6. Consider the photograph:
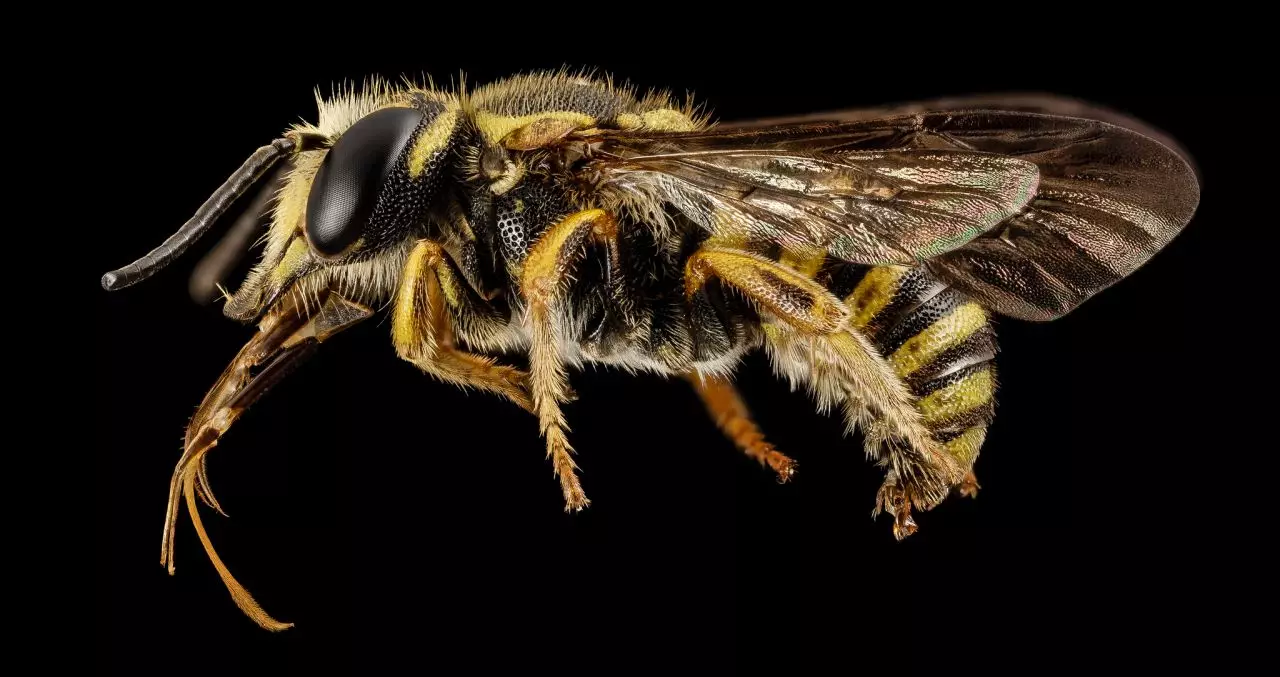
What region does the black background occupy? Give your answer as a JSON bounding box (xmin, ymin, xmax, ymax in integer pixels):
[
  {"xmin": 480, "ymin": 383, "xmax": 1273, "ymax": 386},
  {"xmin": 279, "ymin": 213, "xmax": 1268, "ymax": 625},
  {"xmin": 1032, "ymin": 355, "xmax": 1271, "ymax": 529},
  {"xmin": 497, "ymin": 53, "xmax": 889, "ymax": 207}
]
[{"xmin": 93, "ymin": 26, "xmax": 1248, "ymax": 673}]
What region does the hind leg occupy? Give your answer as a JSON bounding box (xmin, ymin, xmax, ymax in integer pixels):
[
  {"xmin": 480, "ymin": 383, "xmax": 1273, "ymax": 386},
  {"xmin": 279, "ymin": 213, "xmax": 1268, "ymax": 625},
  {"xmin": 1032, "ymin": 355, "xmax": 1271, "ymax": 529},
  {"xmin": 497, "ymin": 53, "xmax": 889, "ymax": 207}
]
[
  {"xmin": 764, "ymin": 327, "xmax": 935, "ymax": 540},
  {"xmin": 876, "ymin": 359, "xmax": 998, "ymax": 534},
  {"xmin": 685, "ymin": 247, "xmax": 963, "ymax": 532}
]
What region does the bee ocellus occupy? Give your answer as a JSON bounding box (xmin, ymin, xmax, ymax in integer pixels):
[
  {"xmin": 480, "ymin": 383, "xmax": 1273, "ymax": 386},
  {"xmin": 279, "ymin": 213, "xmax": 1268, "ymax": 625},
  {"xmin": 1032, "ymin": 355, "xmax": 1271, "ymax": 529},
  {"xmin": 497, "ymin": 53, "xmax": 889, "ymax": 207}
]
[{"xmin": 100, "ymin": 70, "xmax": 1201, "ymax": 630}]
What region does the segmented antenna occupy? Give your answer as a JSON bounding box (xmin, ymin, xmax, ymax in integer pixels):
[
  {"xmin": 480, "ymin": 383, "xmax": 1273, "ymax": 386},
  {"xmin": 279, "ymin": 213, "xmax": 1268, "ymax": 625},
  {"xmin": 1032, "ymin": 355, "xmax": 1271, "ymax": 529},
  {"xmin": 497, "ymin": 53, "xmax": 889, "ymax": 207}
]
[{"xmin": 100, "ymin": 132, "xmax": 326, "ymax": 291}]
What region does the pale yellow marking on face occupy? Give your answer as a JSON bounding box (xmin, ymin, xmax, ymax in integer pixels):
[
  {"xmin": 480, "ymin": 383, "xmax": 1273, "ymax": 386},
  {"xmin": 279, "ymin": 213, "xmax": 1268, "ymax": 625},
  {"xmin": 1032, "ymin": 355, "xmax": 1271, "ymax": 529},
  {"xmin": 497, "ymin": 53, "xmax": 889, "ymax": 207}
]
[
  {"xmin": 268, "ymin": 150, "xmax": 323, "ymax": 259},
  {"xmin": 474, "ymin": 111, "xmax": 596, "ymax": 145},
  {"xmin": 271, "ymin": 237, "xmax": 311, "ymax": 284}
]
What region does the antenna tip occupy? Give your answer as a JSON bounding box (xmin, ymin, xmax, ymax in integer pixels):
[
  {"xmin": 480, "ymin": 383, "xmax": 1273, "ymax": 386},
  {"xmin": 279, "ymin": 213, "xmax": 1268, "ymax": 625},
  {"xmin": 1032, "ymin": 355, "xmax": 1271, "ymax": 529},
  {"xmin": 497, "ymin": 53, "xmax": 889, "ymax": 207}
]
[{"xmin": 101, "ymin": 271, "xmax": 122, "ymax": 290}]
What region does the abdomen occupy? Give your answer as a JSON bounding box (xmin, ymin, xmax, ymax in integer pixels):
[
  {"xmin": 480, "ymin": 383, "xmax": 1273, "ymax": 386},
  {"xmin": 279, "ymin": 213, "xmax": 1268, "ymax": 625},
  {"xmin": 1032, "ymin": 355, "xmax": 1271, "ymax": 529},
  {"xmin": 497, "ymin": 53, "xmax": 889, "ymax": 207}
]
[{"xmin": 818, "ymin": 261, "xmax": 999, "ymax": 472}]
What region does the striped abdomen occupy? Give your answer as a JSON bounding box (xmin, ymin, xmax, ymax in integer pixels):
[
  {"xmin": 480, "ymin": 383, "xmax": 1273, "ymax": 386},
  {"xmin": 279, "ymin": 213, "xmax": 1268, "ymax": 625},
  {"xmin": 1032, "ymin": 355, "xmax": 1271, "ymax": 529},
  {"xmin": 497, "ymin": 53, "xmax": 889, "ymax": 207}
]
[{"xmin": 819, "ymin": 262, "xmax": 999, "ymax": 472}]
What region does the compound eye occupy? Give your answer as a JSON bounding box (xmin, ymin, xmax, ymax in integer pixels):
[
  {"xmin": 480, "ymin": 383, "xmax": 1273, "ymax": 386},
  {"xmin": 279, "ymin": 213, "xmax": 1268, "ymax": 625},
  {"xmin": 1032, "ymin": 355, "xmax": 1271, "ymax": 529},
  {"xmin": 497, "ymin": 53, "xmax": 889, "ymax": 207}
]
[{"xmin": 305, "ymin": 106, "xmax": 424, "ymax": 257}]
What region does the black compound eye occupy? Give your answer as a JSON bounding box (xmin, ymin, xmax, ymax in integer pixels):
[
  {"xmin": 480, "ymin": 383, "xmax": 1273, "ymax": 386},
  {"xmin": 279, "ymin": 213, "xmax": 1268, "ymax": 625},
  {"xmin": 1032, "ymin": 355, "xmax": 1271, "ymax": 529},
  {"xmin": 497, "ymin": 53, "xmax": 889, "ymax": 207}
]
[{"xmin": 306, "ymin": 106, "xmax": 425, "ymax": 257}]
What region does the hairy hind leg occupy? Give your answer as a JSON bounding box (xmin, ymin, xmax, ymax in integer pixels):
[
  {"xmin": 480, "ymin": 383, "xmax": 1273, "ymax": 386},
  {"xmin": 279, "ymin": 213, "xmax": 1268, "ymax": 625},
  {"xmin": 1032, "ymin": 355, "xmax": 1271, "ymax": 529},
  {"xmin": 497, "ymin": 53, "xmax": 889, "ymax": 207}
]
[
  {"xmin": 765, "ymin": 327, "xmax": 936, "ymax": 539},
  {"xmin": 685, "ymin": 246, "xmax": 962, "ymax": 535}
]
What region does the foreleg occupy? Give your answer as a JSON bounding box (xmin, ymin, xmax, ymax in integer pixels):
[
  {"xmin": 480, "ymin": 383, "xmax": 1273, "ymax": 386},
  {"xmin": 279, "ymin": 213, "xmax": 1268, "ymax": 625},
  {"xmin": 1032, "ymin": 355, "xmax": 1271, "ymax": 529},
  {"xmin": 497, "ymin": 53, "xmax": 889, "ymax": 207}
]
[{"xmin": 392, "ymin": 239, "xmax": 533, "ymax": 412}]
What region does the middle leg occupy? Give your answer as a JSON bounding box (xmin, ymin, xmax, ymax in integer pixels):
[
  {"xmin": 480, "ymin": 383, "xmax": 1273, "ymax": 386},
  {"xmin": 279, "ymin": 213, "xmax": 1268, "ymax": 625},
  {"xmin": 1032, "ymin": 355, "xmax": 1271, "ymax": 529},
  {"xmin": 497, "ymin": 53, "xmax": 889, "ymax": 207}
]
[
  {"xmin": 520, "ymin": 208, "xmax": 622, "ymax": 511},
  {"xmin": 687, "ymin": 372, "xmax": 797, "ymax": 482}
]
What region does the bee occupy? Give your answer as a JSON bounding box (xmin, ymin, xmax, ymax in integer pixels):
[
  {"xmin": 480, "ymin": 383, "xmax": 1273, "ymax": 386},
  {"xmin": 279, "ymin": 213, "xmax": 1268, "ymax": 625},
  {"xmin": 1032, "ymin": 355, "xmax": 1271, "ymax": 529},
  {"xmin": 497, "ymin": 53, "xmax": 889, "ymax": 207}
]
[{"xmin": 101, "ymin": 69, "xmax": 1201, "ymax": 630}]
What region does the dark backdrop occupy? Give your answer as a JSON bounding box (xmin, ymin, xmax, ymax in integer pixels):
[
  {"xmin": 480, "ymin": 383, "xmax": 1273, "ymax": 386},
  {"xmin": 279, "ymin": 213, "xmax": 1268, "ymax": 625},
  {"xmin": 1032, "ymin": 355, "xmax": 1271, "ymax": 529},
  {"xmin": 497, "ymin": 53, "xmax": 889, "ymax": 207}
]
[{"xmin": 94, "ymin": 28, "xmax": 1244, "ymax": 672}]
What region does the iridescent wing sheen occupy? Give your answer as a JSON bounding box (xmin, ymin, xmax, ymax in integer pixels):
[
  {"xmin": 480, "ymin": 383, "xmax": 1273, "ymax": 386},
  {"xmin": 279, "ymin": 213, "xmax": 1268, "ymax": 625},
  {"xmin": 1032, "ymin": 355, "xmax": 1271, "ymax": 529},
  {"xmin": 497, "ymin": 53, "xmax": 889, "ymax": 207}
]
[
  {"xmin": 593, "ymin": 134, "xmax": 1041, "ymax": 268},
  {"xmin": 586, "ymin": 103, "xmax": 1200, "ymax": 321}
]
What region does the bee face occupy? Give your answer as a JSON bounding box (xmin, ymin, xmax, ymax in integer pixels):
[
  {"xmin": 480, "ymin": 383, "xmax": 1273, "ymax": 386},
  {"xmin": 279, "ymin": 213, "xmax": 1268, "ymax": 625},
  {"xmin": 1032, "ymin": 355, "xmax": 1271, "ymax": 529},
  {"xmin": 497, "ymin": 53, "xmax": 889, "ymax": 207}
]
[
  {"xmin": 204, "ymin": 94, "xmax": 465, "ymax": 322},
  {"xmin": 305, "ymin": 105, "xmax": 427, "ymax": 259},
  {"xmin": 304, "ymin": 97, "xmax": 460, "ymax": 263}
]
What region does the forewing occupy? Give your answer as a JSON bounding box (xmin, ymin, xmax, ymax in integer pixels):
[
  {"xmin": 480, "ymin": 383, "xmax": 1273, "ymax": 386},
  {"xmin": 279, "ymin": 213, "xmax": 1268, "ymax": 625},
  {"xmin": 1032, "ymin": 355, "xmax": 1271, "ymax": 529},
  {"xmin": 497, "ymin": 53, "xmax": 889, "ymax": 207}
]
[
  {"xmin": 894, "ymin": 110, "xmax": 1200, "ymax": 320},
  {"xmin": 596, "ymin": 141, "xmax": 1041, "ymax": 266},
  {"xmin": 588, "ymin": 105, "xmax": 1199, "ymax": 321},
  {"xmin": 717, "ymin": 92, "xmax": 1197, "ymax": 175}
]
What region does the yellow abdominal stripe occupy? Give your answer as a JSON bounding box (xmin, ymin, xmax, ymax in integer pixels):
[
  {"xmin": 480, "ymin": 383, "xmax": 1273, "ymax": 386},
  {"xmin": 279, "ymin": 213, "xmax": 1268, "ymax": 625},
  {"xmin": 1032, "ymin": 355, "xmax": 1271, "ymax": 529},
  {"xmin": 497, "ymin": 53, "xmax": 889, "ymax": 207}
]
[
  {"xmin": 839, "ymin": 266, "xmax": 994, "ymax": 466},
  {"xmin": 942, "ymin": 426, "xmax": 987, "ymax": 466},
  {"xmin": 846, "ymin": 266, "xmax": 907, "ymax": 329},
  {"xmin": 889, "ymin": 303, "xmax": 988, "ymax": 378},
  {"xmin": 917, "ymin": 367, "xmax": 994, "ymax": 425}
]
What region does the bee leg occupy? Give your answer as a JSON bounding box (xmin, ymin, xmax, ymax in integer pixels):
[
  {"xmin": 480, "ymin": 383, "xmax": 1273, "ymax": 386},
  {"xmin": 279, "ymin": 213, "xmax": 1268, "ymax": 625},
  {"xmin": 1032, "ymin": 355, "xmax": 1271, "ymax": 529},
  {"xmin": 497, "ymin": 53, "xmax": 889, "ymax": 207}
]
[
  {"xmin": 873, "ymin": 469, "xmax": 918, "ymax": 540},
  {"xmin": 392, "ymin": 239, "xmax": 533, "ymax": 412},
  {"xmin": 686, "ymin": 247, "xmax": 962, "ymax": 534},
  {"xmin": 520, "ymin": 208, "xmax": 620, "ymax": 511},
  {"xmin": 958, "ymin": 470, "xmax": 981, "ymax": 498},
  {"xmin": 686, "ymin": 372, "xmax": 797, "ymax": 482}
]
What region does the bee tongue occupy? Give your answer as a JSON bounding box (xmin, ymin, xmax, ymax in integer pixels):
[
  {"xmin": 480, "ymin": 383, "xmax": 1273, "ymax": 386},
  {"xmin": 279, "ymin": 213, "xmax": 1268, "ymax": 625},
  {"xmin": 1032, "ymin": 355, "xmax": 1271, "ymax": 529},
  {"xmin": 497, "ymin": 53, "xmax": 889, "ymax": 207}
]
[{"xmin": 158, "ymin": 288, "xmax": 373, "ymax": 631}]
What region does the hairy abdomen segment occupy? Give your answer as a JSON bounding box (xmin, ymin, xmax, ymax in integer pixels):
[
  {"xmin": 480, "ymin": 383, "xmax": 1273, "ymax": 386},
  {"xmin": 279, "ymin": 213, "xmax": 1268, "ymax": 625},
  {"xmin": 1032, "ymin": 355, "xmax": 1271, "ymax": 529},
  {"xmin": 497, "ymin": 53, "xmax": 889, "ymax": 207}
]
[{"xmin": 818, "ymin": 260, "xmax": 999, "ymax": 477}]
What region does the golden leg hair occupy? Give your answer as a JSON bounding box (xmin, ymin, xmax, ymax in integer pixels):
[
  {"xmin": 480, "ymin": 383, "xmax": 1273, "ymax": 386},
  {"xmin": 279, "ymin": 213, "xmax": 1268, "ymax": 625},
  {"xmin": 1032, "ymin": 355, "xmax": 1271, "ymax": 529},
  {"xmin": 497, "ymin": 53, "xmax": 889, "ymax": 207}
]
[
  {"xmin": 392, "ymin": 239, "xmax": 533, "ymax": 412},
  {"xmin": 687, "ymin": 247, "xmax": 962, "ymax": 537},
  {"xmin": 520, "ymin": 208, "xmax": 620, "ymax": 510},
  {"xmin": 687, "ymin": 372, "xmax": 797, "ymax": 482}
]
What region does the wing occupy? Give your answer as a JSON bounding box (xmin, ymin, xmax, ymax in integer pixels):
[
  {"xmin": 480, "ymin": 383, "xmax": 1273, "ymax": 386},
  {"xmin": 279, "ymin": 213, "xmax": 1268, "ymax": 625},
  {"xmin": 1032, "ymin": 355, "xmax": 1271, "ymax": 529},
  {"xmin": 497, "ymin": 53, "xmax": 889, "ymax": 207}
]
[
  {"xmin": 721, "ymin": 92, "xmax": 1198, "ymax": 185},
  {"xmin": 716, "ymin": 92, "xmax": 1198, "ymax": 178},
  {"xmin": 585, "ymin": 102, "xmax": 1200, "ymax": 321},
  {"xmin": 595, "ymin": 144, "xmax": 1041, "ymax": 266}
]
